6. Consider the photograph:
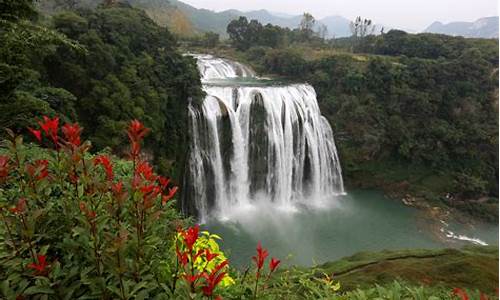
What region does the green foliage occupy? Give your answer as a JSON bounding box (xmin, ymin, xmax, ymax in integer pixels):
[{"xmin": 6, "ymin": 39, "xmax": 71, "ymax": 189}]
[
  {"xmin": 262, "ymin": 48, "xmax": 308, "ymax": 76},
  {"xmin": 227, "ymin": 17, "xmax": 263, "ymax": 51},
  {"xmin": 0, "ymin": 9, "xmax": 83, "ymax": 134},
  {"xmin": 1, "ymin": 3, "xmax": 203, "ymax": 179},
  {"xmin": 317, "ymin": 246, "xmax": 499, "ymax": 294},
  {"xmin": 0, "ymin": 119, "xmax": 195, "ymax": 298},
  {"xmin": 47, "ymin": 7, "xmax": 202, "ymax": 176},
  {"xmin": 337, "ymin": 281, "xmax": 462, "ymax": 300},
  {"xmin": 202, "ymin": 32, "xmax": 220, "ymax": 48},
  {"xmin": 358, "ymin": 29, "xmax": 499, "ymax": 64},
  {"xmin": 226, "ymin": 17, "xmax": 327, "ymax": 51},
  {"xmin": 0, "ymin": 0, "xmax": 37, "ymax": 21}
]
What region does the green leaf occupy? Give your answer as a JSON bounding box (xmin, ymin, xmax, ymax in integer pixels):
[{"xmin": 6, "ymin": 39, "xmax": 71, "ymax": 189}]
[
  {"xmin": 130, "ymin": 281, "xmax": 148, "ymax": 295},
  {"xmin": 0, "ymin": 280, "xmax": 14, "ymax": 299},
  {"xmin": 23, "ymin": 286, "xmax": 54, "ymax": 295}
]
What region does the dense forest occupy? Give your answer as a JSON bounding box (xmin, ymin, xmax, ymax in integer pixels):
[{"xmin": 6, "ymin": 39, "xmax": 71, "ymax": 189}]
[
  {"xmin": 0, "ymin": 0, "xmax": 203, "ymax": 179},
  {"xmin": 190, "ymin": 16, "xmax": 499, "ymax": 221}
]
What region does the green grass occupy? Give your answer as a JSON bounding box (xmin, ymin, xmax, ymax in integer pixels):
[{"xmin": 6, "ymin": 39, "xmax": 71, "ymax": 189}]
[{"xmin": 314, "ymin": 246, "xmax": 499, "ymax": 293}]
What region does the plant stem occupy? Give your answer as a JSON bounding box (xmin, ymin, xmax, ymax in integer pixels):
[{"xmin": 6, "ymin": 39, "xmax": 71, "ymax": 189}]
[
  {"xmin": 0, "ymin": 210, "xmax": 19, "ymax": 256},
  {"xmin": 117, "ymin": 251, "xmax": 126, "ymax": 300},
  {"xmin": 253, "ymin": 273, "xmax": 260, "ymax": 300},
  {"xmin": 20, "ymin": 214, "xmax": 37, "ymax": 263}
]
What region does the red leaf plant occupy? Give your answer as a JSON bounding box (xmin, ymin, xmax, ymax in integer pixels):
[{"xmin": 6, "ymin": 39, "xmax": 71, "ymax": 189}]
[
  {"xmin": 25, "ymin": 160, "xmax": 49, "ymax": 181},
  {"xmin": 252, "ymin": 242, "xmax": 281, "ymax": 299},
  {"xmin": 202, "ymin": 260, "xmax": 228, "ymax": 297},
  {"xmin": 0, "ymin": 155, "xmax": 10, "ymax": 182},
  {"xmin": 61, "ymin": 123, "xmax": 82, "ymax": 148},
  {"xmin": 9, "ymin": 198, "xmax": 27, "ymax": 215},
  {"xmin": 127, "ymin": 119, "xmax": 150, "ymax": 161},
  {"xmin": 162, "ymin": 186, "xmax": 178, "ymax": 206},
  {"xmin": 252, "ymin": 241, "xmax": 269, "ymax": 277},
  {"xmin": 0, "ymin": 116, "xmax": 187, "ymax": 298},
  {"xmin": 175, "ymin": 225, "xmax": 229, "ymax": 298},
  {"xmin": 269, "ymin": 257, "xmax": 281, "ymax": 274},
  {"xmin": 205, "ymin": 249, "xmax": 219, "ymax": 262},
  {"xmin": 27, "ymin": 254, "xmax": 50, "ymax": 276},
  {"xmin": 28, "ymin": 127, "xmax": 42, "ymax": 142},
  {"xmin": 181, "ymin": 224, "xmax": 200, "ymax": 252},
  {"xmin": 38, "ymin": 116, "xmax": 60, "ymax": 148},
  {"xmin": 452, "ymin": 288, "xmax": 469, "ymax": 300},
  {"xmin": 94, "ymin": 155, "xmax": 114, "ymax": 181}
]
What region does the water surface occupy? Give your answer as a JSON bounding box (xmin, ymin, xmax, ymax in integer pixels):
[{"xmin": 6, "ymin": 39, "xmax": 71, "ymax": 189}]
[{"xmin": 204, "ymin": 189, "xmax": 499, "ymax": 267}]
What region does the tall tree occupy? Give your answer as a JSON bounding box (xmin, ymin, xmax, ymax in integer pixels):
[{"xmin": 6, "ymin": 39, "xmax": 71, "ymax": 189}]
[
  {"xmin": 317, "ymin": 23, "xmax": 328, "ymax": 40},
  {"xmin": 350, "ymin": 16, "xmax": 375, "ymax": 39},
  {"xmin": 227, "ymin": 16, "xmax": 250, "ymax": 50},
  {"xmin": 299, "ymin": 12, "xmax": 316, "ymax": 41}
]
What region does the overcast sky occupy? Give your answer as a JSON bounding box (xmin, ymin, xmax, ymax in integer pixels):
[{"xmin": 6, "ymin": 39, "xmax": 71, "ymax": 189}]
[{"xmin": 181, "ymin": 0, "xmax": 498, "ymax": 31}]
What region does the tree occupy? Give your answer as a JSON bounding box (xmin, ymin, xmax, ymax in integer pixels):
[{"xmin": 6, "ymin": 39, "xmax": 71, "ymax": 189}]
[
  {"xmin": 317, "ymin": 23, "xmax": 328, "ymax": 40},
  {"xmin": 52, "ymin": 0, "xmax": 79, "ymax": 10},
  {"xmin": 350, "ymin": 16, "xmax": 375, "ymax": 39},
  {"xmin": 203, "ymin": 32, "xmax": 219, "ymax": 48},
  {"xmin": 0, "ymin": 0, "xmax": 37, "ymax": 21},
  {"xmin": 260, "ymin": 24, "xmax": 285, "ymax": 48},
  {"xmin": 299, "ymin": 12, "xmax": 316, "ymax": 41},
  {"xmin": 247, "ymin": 19, "xmax": 263, "ymax": 44},
  {"xmin": 227, "ymin": 16, "xmax": 250, "ymax": 50}
]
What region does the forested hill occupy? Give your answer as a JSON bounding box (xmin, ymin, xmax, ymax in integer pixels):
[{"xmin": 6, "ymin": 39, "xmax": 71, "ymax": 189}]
[{"xmin": 0, "ymin": 1, "xmax": 203, "ymax": 178}]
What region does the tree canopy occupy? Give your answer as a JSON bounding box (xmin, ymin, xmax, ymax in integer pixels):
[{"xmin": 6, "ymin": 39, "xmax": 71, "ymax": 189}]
[{"xmin": 0, "ymin": 2, "xmax": 203, "ymax": 177}]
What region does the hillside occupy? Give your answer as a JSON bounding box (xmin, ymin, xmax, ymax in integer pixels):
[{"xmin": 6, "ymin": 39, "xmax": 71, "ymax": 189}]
[
  {"xmin": 425, "ymin": 16, "xmax": 499, "ymax": 38},
  {"xmin": 317, "ymin": 246, "xmax": 499, "ymax": 293}
]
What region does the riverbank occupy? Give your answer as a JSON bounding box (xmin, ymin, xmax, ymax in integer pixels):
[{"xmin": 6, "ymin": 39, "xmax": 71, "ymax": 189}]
[{"xmin": 345, "ymin": 161, "xmax": 499, "ymax": 225}]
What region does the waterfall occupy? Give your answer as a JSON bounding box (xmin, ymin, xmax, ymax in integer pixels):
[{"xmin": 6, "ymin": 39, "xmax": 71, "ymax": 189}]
[{"xmin": 183, "ymin": 54, "xmax": 344, "ymax": 221}]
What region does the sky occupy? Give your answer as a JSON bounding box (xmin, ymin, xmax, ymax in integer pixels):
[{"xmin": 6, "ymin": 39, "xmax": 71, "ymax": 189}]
[{"xmin": 180, "ymin": 0, "xmax": 498, "ymax": 31}]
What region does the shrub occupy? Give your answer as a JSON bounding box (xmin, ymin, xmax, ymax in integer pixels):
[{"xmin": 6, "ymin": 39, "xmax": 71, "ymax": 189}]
[{"xmin": 0, "ymin": 116, "xmax": 185, "ymax": 298}]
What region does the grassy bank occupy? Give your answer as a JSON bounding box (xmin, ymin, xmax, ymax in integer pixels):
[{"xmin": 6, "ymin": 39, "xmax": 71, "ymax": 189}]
[{"xmin": 315, "ymin": 246, "xmax": 499, "ymax": 293}]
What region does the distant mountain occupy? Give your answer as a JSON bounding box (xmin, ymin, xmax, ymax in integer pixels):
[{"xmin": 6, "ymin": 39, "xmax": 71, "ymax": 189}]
[
  {"xmin": 168, "ymin": 1, "xmax": 359, "ymax": 38},
  {"xmin": 268, "ymin": 11, "xmax": 296, "ymax": 19},
  {"xmin": 232, "ymin": 9, "xmax": 302, "ymax": 29},
  {"xmin": 318, "ymin": 15, "xmax": 351, "ymax": 37},
  {"xmin": 424, "ymin": 16, "xmax": 498, "ymax": 38}
]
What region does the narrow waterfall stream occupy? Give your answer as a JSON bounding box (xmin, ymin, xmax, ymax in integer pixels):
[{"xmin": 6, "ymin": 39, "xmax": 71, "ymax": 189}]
[{"xmin": 183, "ymin": 54, "xmax": 344, "ymax": 221}]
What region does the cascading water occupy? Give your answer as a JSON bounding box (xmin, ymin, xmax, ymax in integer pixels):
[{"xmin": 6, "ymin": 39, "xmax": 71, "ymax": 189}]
[
  {"xmin": 183, "ymin": 54, "xmax": 344, "ymax": 221},
  {"xmin": 195, "ymin": 54, "xmax": 256, "ymax": 80}
]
